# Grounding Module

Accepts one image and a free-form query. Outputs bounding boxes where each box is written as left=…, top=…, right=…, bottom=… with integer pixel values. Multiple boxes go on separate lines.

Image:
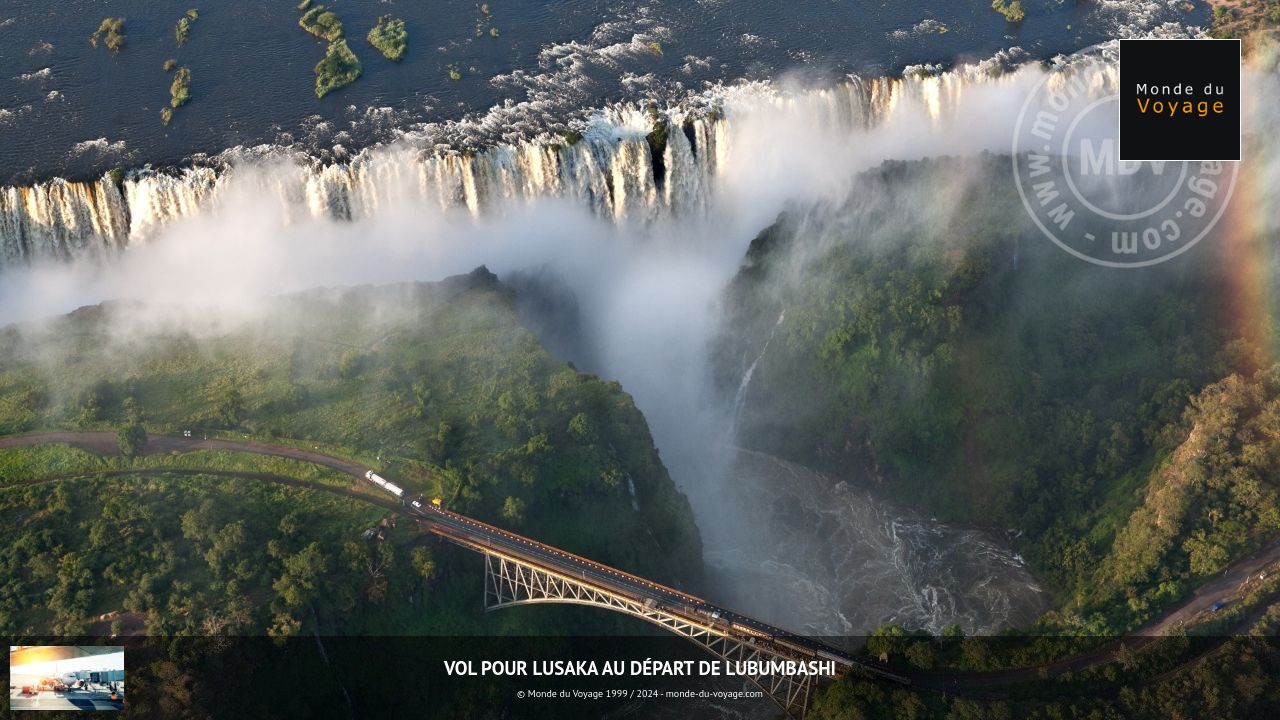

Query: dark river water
left=0, top=0, right=1201, bottom=183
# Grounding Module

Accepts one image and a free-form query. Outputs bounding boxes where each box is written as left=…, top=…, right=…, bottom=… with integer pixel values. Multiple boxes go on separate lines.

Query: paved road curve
left=0, top=431, right=902, bottom=683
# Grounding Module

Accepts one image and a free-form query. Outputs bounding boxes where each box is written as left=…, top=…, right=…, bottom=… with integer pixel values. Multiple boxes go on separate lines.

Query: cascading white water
left=0, top=56, right=1120, bottom=268
left=729, top=308, right=784, bottom=437
left=0, top=52, right=1139, bottom=640
left=0, top=177, right=129, bottom=261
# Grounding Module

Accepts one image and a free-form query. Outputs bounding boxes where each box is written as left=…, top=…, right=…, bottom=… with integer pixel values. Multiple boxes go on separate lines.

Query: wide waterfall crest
left=0, top=54, right=1120, bottom=266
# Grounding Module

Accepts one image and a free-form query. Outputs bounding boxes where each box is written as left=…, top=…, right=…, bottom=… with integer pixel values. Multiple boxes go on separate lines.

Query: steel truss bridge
left=407, top=496, right=909, bottom=719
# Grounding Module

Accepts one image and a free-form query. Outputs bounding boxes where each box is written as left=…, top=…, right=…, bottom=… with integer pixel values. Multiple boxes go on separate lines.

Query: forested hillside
left=0, top=268, right=702, bottom=640
left=715, top=155, right=1277, bottom=628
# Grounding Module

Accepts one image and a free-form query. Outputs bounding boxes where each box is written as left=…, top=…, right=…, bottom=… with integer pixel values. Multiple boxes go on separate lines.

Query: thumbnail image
left=8, top=646, right=124, bottom=712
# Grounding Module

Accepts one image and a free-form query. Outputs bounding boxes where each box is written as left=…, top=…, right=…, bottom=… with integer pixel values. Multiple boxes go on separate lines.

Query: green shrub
left=300, top=6, right=344, bottom=41
left=992, top=0, right=1026, bottom=22
left=170, top=67, right=192, bottom=108
left=176, top=11, right=198, bottom=46
left=314, top=39, right=362, bottom=98
left=117, top=423, right=148, bottom=458
left=90, top=18, right=126, bottom=52
left=367, top=15, right=408, bottom=61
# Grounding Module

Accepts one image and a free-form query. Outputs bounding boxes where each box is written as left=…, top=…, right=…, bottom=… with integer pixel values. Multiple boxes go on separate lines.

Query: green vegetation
left=811, top=618, right=1280, bottom=718
left=314, top=39, right=362, bottom=98
left=0, top=269, right=702, bottom=639
left=296, top=3, right=361, bottom=97
left=992, top=0, right=1026, bottom=23
left=1208, top=0, right=1280, bottom=38
left=299, top=5, right=345, bottom=42
left=175, top=9, right=199, bottom=46
left=0, top=472, right=386, bottom=636
left=163, top=58, right=178, bottom=72
left=447, top=62, right=462, bottom=81
left=116, top=422, right=147, bottom=458
left=717, top=153, right=1280, bottom=719
left=297, top=0, right=312, bottom=10
left=368, top=15, right=408, bottom=61
left=717, top=155, right=1278, bottom=633
left=169, top=67, right=192, bottom=108
left=645, top=106, right=670, bottom=190
left=1092, top=369, right=1280, bottom=619
left=160, top=107, right=173, bottom=126
left=645, top=107, right=670, bottom=158
left=90, top=18, right=126, bottom=53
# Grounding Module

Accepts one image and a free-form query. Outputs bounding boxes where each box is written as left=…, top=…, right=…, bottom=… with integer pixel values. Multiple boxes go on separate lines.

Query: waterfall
left=730, top=308, right=785, bottom=438
left=626, top=476, right=640, bottom=512
left=0, top=56, right=1120, bottom=268
left=0, top=177, right=130, bottom=262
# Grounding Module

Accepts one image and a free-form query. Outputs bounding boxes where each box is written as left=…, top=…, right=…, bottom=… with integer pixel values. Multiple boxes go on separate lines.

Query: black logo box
left=1119, top=38, right=1241, bottom=162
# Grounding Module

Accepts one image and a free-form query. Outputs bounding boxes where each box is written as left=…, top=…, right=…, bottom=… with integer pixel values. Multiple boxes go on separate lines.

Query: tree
left=409, top=546, right=436, bottom=584
left=273, top=542, right=328, bottom=608
left=117, top=423, right=147, bottom=458
left=339, top=350, right=362, bottom=379
left=568, top=412, right=593, bottom=440
left=204, top=521, right=247, bottom=577
left=1185, top=530, right=1229, bottom=576
left=501, top=496, right=526, bottom=525
left=866, top=624, right=908, bottom=661
left=904, top=640, right=936, bottom=670
left=77, top=381, right=114, bottom=426
left=217, top=386, right=244, bottom=427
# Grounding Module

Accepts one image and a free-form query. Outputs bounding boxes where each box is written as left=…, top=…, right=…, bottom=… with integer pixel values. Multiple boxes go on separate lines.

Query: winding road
left=2, top=430, right=1278, bottom=693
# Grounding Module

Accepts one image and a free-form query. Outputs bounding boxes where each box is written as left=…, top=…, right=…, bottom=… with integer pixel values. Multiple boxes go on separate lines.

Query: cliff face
left=0, top=269, right=704, bottom=636
left=712, top=154, right=1271, bottom=624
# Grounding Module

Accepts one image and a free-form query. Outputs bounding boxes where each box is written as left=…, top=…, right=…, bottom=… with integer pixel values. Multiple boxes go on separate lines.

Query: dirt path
left=0, top=430, right=369, bottom=477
